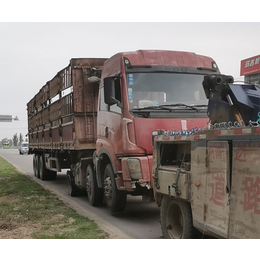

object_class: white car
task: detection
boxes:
[18,142,29,155]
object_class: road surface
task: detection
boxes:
[0,148,162,239]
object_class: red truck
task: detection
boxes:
[27,50,220,212]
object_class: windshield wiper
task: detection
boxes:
[130,105,173,111]
[189,104,208,108]
[160,103,200,112]
[130,103,200,112]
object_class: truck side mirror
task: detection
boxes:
[104,77,117,105]
[104,77,123,109]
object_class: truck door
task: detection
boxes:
[204,141,230,238]
[97,79,123,156]
[229,140,260,239]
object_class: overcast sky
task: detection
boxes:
[0,22,259,140]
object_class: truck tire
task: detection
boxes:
[49,171,57,180]
[67,171,78,197]
[33,154,38,177]
[160,196,194,239]
[35,155,41,178]
[39,155,49,180]
[104,164,127,212]
[86,164,103,206]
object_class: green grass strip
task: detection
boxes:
[0,156,106,239]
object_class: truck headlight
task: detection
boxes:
[152,131,158,136]
[127,158,142,180]
[152,130,159,146]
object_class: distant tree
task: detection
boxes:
[8,139,13,147]
[1,138,8,145]
[13,133,18,147]
[1,138,10,148]
[19,133,24,145]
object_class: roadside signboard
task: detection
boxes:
[240,55,260,76]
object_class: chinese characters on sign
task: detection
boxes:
[244,176,260,214]
[240,54,260,76]
[245,57,260,68]
[210,173,225,207]
[210,174,260,214]
[234,150,260,164]
[208,147,226,162]
[234,150,246,162]
[208,145,227,207]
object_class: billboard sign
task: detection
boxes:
[240,55,260,76]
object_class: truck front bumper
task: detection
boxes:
[121,156,153,192]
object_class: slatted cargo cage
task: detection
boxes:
[27,58,107,151]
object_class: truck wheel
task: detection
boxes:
[33,154,38,177]
[160,196,194,239]
[86,164,103,206]
[39,155,49,180]
[103,164,127,212]
[49,171,57,180]
[67,171,78,197]
[35,155,41,178]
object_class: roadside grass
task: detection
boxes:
[0,157,106,239]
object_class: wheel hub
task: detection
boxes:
[167,203,183,238]
[104,176,112,200]
[86,174,91,195]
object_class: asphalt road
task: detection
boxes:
[0,148,162,239]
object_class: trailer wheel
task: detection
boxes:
[103,164,127,212]
[160,196,194,239]
[33,154,38,177]
[35,155,41,178]
[67,171,78,197]
[39,155,49,180]
[86,164,103,206]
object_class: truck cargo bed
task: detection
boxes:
[27,58,107,151]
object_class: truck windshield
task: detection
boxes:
[126,72,208,110]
